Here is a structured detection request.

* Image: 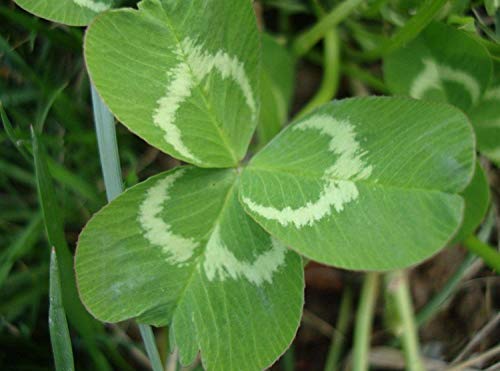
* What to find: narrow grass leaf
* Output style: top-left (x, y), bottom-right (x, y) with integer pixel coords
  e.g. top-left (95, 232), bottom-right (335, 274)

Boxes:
top-left (49, 248), bottom-right (75, 371)
top-left (0, 213), bottom-right (43, 289)
top-left (31, 128), bottom-right (111, 371)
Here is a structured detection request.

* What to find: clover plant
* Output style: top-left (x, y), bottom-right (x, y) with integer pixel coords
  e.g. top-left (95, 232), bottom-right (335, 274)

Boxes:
top-left (13, 0), bottom-right (498, 370)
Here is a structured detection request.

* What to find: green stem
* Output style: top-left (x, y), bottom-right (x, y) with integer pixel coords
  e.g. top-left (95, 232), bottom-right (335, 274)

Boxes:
top-left (386, 271), bottom-right (424, 371)
top-left (341, 63), bottom-right (389, 94)
top-left (352, 273), bottom-right (379, 371)
top-left (296, 28), bottom-right (340, 119)
top-left (463, 235), bottom-right (500, 273)
top-left (361, 0), bottom-right (448, 60)
top-left (292, 0), bottom-right (364, 57)
top-left (90, 85), bottom-right (163, 371)
top-left (324, 287), bottom-right (352, 371)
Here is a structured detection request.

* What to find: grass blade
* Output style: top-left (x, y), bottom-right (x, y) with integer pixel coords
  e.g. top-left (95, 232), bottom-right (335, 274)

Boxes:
top-left (31, 127), bottom-right (111, 371)
top-left (90, 84), bottom-right (163, 370)
top-left (0, 213), bottom-right (43, 289)
top-left (49, 248), bottom-right (75, 371)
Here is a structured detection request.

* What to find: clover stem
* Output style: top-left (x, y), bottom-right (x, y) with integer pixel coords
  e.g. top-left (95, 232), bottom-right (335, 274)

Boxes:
top-left (386, 270), bottom-right (424, 371)
top-left (292, 0), bottom-right (364, 57)
top-left (90, 85), bottom-right (164, 371)
top-left (324, 286), bottom-right (353, 371)
top-left (352, 272), bottom-right (379, 371)
top-left (463, 235), bottom-right (500, 273)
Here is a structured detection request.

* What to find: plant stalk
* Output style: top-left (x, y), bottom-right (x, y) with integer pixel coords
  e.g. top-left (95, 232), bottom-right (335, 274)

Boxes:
top-left (386, 270), bottom-right (424, 371)
top-left (292, 0), bottom-right (364, 57)
top-left (463, 235), bottom-right (500, 273)
top-left (296, 28), bottom-right (340, 119)
top-left (352, 272), bottom-right (379, 371)
top-left (90, 85), bottom-right (163, 371)
top-left (324, 287), bottom-right (352, 371)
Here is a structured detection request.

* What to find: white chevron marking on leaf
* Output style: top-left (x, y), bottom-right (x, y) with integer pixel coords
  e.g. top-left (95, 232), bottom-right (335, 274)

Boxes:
top-left (73, 0), bottom-right (110, 12)
top-left (138, 170), bottom-right (199, 264)
top-left (203, 225), bottom-right (287, 285)
top-left (410, 58), bottom-right (480, 103)
top-left (153, 38), bottom-right (257, 162)
top-left (243, 115), bottom-right (372, 228)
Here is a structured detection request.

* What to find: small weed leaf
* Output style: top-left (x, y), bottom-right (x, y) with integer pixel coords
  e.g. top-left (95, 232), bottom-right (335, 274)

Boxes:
top-left (240, 97), bottom-right (475, 271)
top-left (75, 167), bottom-right (304, 371)
top-left (468, 63), bottom-right (500, 166)
top-left (85, 0), bottom-right (260, 168)
top-left (14, 0), bottom-right (113, 26)
top-left (383, 22), bottom-right (492, 112)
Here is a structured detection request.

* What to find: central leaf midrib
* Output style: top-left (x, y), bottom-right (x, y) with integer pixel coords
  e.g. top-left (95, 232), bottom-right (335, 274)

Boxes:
top-left (166, 171), bottom-right (239, 330)
top-left (246, 165), bottom-right (461, 195)
top-left (161, 8), bottom-right (239, 165)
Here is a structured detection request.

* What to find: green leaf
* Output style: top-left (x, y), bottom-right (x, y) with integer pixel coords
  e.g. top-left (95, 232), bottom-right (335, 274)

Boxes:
top-left (451, 162), bottom-right (490, 245)
top-left (257, 34), bottom-right (295, 148)
top-left (14, 0), bottom-right (113, 26)
top-left (49, 249), bottom-right (75, 371)
top-left (75, 167), bottom-right (304, 370)
top-left (485, 0), bottom-right (500, 16)
top-left (468, 64), bottom-right (500, 166)
top-left (85, 0), bottom-right (260, 168)
top-left (240, 97), bottom-right (475, 271)
top-left (383, 22), bottom-right (492, 112)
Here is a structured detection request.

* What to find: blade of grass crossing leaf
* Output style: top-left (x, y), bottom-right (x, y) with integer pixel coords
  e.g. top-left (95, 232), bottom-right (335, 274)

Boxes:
top-left (49, 248), bottom-right (75, 371)
top-left (91, 85), bottom-right (122, 201)
top-left (139, 324), bottom-right (165, 371)
top-left (90, 84), bottom-right (163, 371)
top-left (31, 127), bottom-right (111, 371)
